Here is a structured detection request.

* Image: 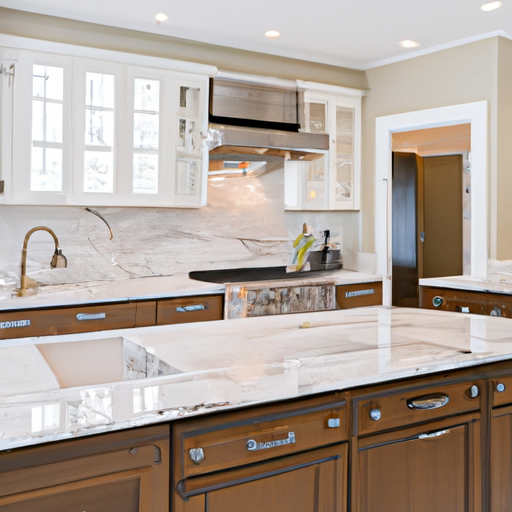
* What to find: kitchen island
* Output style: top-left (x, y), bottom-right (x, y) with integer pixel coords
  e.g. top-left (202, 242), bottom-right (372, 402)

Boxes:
top-left (2, 306), bottom-right (512, 511)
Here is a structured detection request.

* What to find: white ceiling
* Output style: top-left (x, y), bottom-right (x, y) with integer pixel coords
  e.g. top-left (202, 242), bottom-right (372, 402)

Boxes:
top-left (1, 0), bottom-right (511, 70)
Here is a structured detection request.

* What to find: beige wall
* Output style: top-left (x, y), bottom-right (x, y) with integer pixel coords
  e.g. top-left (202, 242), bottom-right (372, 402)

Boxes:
top-left (0, 7), bottom-right (367, 89)
top-left (496, 37), bottom-right (512, 259)
top-left (362, 38), bottom-right (497, 257)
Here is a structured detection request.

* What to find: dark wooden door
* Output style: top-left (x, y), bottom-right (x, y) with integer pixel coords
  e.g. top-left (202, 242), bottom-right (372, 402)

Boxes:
top-left (422, 155), bottom-right (463, 278)
top-left (392, 153), bottom-right (463, 307)
top-left (355, 422), bottom-right (479, 512)
top-left (392, 152), bottom-right (419, 307)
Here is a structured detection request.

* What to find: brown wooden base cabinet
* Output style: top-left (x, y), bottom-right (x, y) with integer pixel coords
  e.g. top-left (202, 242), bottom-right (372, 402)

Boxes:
top-left (336, 282), bottom-right (382, 309)
top-left (350, 375), bottom-right (484, 512)
top-left (172, 393), bottom-right (348, 512)
top-left (420, 285), bottom-right (512, 317)
top-left (0, 425), bottom-right (170, 512)
top-left (0, 294), bottom-right (224, 339)
top-left (8, 361), bottom-right (512, 510)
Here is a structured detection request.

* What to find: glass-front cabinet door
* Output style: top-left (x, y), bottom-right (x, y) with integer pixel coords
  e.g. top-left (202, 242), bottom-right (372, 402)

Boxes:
top-left (8, 49), bottom-right (210, 208)
top-left (285, 82), bottom-right (363, 211)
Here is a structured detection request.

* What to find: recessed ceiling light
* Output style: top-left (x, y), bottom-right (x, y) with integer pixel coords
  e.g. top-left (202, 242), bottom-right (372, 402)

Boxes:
top-left (155, 13), bottom-right (168, 23)
top-left (400, 40), bottom-right (420, 48)
top-left (481, 1), bottom-right (502, 11)
top-left (265, 30), bottom-right (281, 39)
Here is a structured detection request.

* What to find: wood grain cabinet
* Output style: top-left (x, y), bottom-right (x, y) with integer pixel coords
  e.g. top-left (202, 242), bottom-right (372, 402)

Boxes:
top-left (156, 294), bottom-right (223, 325)
top-left (489, 373), bottom-right (512, 512)
top-left (336, 282), bottom-right (382, 309)
top-left (350, 377), bottom-right (483, 512)
top-left (0, 425), bottom-right (170, 512)
top-left (172, 393), bottom-right (348, 512)
top-left (420, 285), bottom-right (512, 317)
top-left (0, 294), bottom-right (224, 339)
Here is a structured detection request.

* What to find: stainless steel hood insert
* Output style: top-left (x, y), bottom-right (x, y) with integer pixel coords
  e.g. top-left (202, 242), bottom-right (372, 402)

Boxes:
top-left (208, 75), bottom-right (329, 161)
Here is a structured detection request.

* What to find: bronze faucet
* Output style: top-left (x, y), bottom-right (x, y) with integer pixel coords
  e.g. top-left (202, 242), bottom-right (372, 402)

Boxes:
top-left (16, 226), bottom-right (67, 297)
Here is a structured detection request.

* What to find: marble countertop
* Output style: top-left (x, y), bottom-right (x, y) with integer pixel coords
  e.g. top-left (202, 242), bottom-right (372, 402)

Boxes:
top-left (0, 269), bottom-right (381, 311)
top-left (420, 275), bottom-right (512, 294)
top-left (2, 306), bottom-right (512, 452)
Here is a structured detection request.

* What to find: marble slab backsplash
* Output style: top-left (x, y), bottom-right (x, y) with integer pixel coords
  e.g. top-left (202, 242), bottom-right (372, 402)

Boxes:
top-left (0, 165), bottom-right (361, 297)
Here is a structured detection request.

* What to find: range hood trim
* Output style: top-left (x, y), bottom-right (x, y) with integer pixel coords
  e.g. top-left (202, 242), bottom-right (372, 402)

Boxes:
top-left (207, 124), bottom-right (329, 156)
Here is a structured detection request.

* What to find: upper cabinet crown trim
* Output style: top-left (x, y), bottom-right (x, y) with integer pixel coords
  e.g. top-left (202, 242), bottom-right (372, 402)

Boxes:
top-left (296, 79), bottom-right (366, 97)
top-left (0, 34), bottom-right (218, 76)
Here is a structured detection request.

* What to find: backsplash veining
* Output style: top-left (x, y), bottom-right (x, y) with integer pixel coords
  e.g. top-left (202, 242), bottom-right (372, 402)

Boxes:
top-left (0, 165), bottom-right (358, 297)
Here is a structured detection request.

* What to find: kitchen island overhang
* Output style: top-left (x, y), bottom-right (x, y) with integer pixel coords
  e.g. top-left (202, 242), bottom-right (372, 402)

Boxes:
top-left (1, 306), bottom-right (511, 451)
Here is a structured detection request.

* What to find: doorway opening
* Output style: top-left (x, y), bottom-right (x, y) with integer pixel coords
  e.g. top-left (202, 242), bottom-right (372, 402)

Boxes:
top-left (392, 152), bottom-right (467, 307)
top-left (375, 101), bottom-right (488, 306)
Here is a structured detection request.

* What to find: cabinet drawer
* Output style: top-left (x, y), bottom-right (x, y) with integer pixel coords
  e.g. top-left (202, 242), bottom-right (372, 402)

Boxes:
top-left (354, 379), bottom-right (482, 436)
top-left (157, 295), bottom-right (223, 325)
top-left (175, 399), bottom-right (347, 478)
top-left (490, 375), bottom-right (512, 407)
top-left (336, 282), bottom-right (382, 309)
top-left (0, 303), bottom-right (138, 339)
top-left (420, 286), bottom-right (512, 316)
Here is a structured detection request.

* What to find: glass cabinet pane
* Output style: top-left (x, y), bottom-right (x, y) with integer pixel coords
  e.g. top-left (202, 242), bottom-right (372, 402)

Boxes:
top-left (84, 151), bottom-right (114, 193)
top-left (175, 158), bottom-right (199, 196)
top-left (335, 160), bottom-right (352, 203)
top-left (179, 86), bottom-right (200, 117)
top-left (336, 107), bottom-right (354, 157)
top-left (133, 77), bottom-right (160, 194)
top-left (133, 154), bottom-right (158, 194)
top-left (84, 72), bottom-right (115, 194)
top-left (86, 73), bottom-right (114, 108)
top-left (30, 64), bottom-right (64, 192)
top-left (306, 102), bottom-right (326, 133)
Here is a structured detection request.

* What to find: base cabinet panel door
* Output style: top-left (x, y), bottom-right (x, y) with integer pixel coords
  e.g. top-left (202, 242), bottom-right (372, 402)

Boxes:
top-left (174, 444), bottom-right (347, 512)
top-left (0, 425), bottom-right (169, 512)
top-left (0, 471), bottom-right (145, 512)
top-left (354, 419), bottom-right (481, 512)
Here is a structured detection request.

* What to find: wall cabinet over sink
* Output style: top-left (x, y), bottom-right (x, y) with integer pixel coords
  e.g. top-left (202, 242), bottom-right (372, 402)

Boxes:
top-left (0, 42), bottom-right (214, 208)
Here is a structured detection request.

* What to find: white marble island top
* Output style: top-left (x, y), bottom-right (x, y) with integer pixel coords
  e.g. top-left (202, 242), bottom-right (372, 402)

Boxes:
top-left (3, 306), bottom-right (512, 452)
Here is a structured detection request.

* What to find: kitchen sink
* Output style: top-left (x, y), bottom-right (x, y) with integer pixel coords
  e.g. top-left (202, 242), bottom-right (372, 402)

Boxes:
top-left (35, 336), bottom-right (180, 389)
top-left (189, 265), bottom-right (341, 284)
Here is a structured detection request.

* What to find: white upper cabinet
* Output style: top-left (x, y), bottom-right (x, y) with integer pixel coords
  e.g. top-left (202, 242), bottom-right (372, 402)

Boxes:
top-left (285, 81), bottom-right (364, 211)
top-left (1, 43), bottom-right (212, 208)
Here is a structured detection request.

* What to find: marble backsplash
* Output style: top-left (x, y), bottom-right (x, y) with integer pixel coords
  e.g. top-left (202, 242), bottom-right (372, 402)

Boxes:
top-left (0, 164), bottom-right (361, 297)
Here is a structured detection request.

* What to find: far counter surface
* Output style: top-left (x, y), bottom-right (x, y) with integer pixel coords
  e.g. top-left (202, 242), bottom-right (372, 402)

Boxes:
top-left (0, 269), bottom-right (381, 311)
top-left (2, 306), bottom-right (512, 452)
top-left (420, 275), bottom-right (512, 294)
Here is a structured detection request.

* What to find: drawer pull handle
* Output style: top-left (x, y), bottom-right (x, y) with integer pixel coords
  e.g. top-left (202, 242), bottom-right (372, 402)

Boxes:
top-left (345, 289), bottom-right (374, 298)
top-left (496, 382), bottom-right (506, 393)
top-left (407, 394), bottom-right (449, 410)
top-left (246, 432), bottom-right (296, 452)
top-left (189, 447), bottom-right (205, 464)
top-left (176, 304), bottom-right (208, 312)
top-left (432, 296), bottom-right (444, 307)
top-left (76, 312), bottom-right (106, 321)
top-left (418, 429), bottom-right (450, 440)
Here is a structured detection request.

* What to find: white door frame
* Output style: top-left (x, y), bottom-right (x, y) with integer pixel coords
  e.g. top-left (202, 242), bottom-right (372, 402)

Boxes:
top-left (375, 101), bottom-right (488, 305)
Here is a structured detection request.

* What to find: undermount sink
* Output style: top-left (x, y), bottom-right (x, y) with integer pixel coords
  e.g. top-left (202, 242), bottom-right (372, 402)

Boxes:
top-left (189, 265), bottom-right (342, 284)
top-left (35, 337), bottom-right (181, 389)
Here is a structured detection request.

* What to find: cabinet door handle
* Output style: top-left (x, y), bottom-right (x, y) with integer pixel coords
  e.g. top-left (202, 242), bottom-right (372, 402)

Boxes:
top-left (76, 312), bottom-right (106, 321)
top-left (418, 429), bottom-right (450, 440)
top-left (246, 432), bottom-right (296, 451)
top-left (176, 304), bottom-right (208, 312)
top-left (406, 394), bottom-right (449, 410)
